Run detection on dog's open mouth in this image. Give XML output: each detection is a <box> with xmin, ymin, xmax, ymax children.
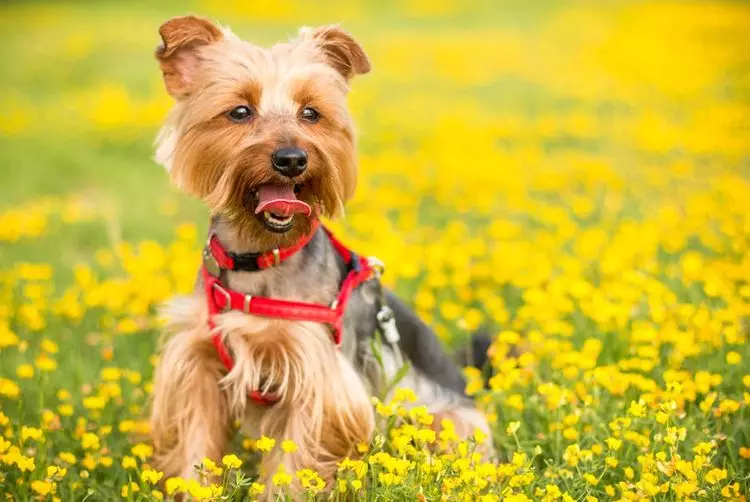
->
<box><xmin>253</xmin><ymin>184</ymin><xmax>311</xmax><ymax>233</ymax></box>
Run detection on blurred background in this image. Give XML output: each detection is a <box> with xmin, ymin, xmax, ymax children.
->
<box><xmin>1</xmin><ymin>0</ymin><xmax>749</xmax><ymax>333</ymax></box>
<box><xmin>2</xmin><ymin>0</ymin><xmax>749</xmax><ymax>339</ymax></box>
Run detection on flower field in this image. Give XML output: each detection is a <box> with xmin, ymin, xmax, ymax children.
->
<box><xmin>1</xmin><ymin>0</ymin><xmax>749</xmax><ymax>500</ymax></box>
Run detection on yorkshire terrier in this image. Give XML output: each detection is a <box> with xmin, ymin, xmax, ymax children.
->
<box><xmin>149</xmin><ymin>15</ymin><xmax>492</xmax><ymax>494</ymax></box>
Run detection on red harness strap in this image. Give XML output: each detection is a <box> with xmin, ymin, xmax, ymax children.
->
<box><xmin>202</xmin><ymin>224</ymin><xmax>374</xmax><ymax>406</ymax></box>
<box><xmin>206</xmin><ymin>220</ymin><xmax>321</xmax><ymax>272</ymax></box>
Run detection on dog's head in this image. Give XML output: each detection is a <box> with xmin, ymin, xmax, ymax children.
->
<box><xmin>154</xmin><ymin>16</ymin><xmax>369</xmax><ymax>243</ymax></box>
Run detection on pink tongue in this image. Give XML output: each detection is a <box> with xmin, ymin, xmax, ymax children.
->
<box><xmin>255</xmin><ymin>185</ymin><xmax>312</xmax><ymax>217</ymax></box>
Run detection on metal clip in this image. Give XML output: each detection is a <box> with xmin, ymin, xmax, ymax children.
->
<box><xmin>376</xmin><ymin>305</ymin><xmax>400</xmax><ymax>344</ymax></box>
<box><xmin>243</xmin><ymin>295</ymin><xmax>253</xmax><ymax>313</ymax></box>
<box><xmin>367</xmin><ymin>256</ymin><xmax>385</xmax><ymax>278</ymax></box>
<box><xmin>203</xmin><ymin>246</ymin><xmax>221</xmax><ymax>278</ymax></box>
<box><xmin>272</xmin><ymin>248</ymin><xmax>281</xmax><ymax>266</ymax></box>
<box><xmin>211</xmin><ymin>283</ymin><xmax>232</xmax><ymax>312</ymax></box>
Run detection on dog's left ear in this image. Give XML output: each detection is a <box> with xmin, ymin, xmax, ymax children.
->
<box><xmin>301</xmin><ymin>25</ymin><xmax>370</xmax><ymax>80</ymax></box>
<box><xmin>156</xmin><ymin>15</ymin><xmax>224</xmax><ymax>98</ymax></box>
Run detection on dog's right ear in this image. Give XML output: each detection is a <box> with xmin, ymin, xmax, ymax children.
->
<box><xmin>156</xmin><ymin>15</ymin><xmax>223</xmax><ymax>98</ymax></box>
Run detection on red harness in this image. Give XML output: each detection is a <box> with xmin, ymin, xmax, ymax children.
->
<box><xmin>201</xmin><ymin>220</ymin><xmax>375</xmax><ymax>405</ymax></box>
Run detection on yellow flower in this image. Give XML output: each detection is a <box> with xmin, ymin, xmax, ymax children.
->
<box><xmin>131</xmin><ymin>443</ymin><xmax>153</xmax><ymax>460</ymax></box>
<box><xmin>21</xmin><ymin>426</ymin><xmax>43</xmax><ymax>442</ymax></box>
<box><xmin>562</xmin><ymin>427</ymin><xmax>579</xmax><ymax>441</ymax></box>
<box><xmin>416</xmin><ymin>428</ymin><xmax>436</xmax><ymax>443</ymax></box>
<box><xmin>255</xmin><ymin>435</ymin><xmax>276</xmax><ymax>452</ymax></box>
<box><xmin>693</xmin><ymin>441</ymin><xmax>714</xmax><ymax>455</ymax></box>
<box><xmin>512</xmin><ymin>451</ymin><xmax>527</xmax><ymax>467</ymax></box>
<box><xmin>121</xmin><ymin>455</ymin><xmax>137</xmax><ymax>469</ymax></box>
<box><xmin>186</xmin><ymin>480</ymin><xmax>212</xmax><ymax>500</ymax></box>
<box><xmin>673</xmin><ymin>481</ymin><xmax>697</xmax><ymax>497</ymax></box>
<box><xmin>281</xmin><ymin>439</ymin><xmax>298</xmax><ymax>453</ymax></box>
<box><xmin>721</xmin><ymin>483</ymin><xmax>741</xmax><ymax>499</ymax></box>
<box><xmin>100</xmin><ymin>367</ymin><xmax>121</xmax><ymax>381</ymax></box>
<box><xmin>583</xmin><ymin>473</ymin><xmax>598</xmax><ymax>486</ymax></box>
<box><xmin>378</xmin><ymin>472</ymin><xmax>400</xmax><ymax>486</ymax></box>
<box><xmin>46</xmin><ymin>465</ymin><xmax>67</xmax><ymax>480</ymax></box>
<box><xmin>58</xmin><ymin>452</ymin><xmax>76</xmax><ymax>464</ymax></box>
<box><xmin>201</xmin><ymin>457</ymin><xmax>223</xmax><ymax>476</ymax></box>
<box><xmin>705</xmin><ymin>468</ymin><xmax>727</xmax><ymax>485</ymax></box>
<box><xmin>726</xmin><ymin>351</ymin><xmax>741</xmax><ymax>365</ymax></box>
<box><xmin>250</xmin><ymin>482</ymin><xmax>265</xmax><ymax>496</ymax></box>
<box><xmin>0</xmin><ymin>324</ymin><xmax>20</xmax><ymax>348</ymax></box>
<box><xmin>408</xmin><ymin>405</ymin><xmax>434</xmax><ymax>426</ymax></box>
<box><xmin>391</xmin><ymin>387</ymin><xmax>417</xmax><ymax>403</ymax></box>
<box><xmin>81</xmin><ymin>432</ymin><xmax>100</xmax><ymax>450</ymax></box>
<box><xmin>376</xmin><ymin>401</ymin><xmax>393</xmax><ymax>417</ymax></box>
<box><xmin>31</xmin><ymin>480</ymin><xmax>54</xmax><ymax>496</ymax></box>
<box><xmin>717</xmin><ymin>399</ymin><xmax>740</xmax><ymax>415</ymax></box>
<box><xmin>35</xmin><ymin>354</ymin><xmax>57</xmax><ymax>372</ymax></box>
<box><xmin>627</xmin><ymin>400</ymin><xmax>646</xmax><ymax>417</ymax></box>
<box><xmin>141</xmin><ymin>468</ymin><xmax>164</xmax><ymax>484</ymax></box>
<box><xmin>40</xmin><ymin>339</ymin><xmax>59</xmax><ymax>353</ymax></box>
<box><xmin>439</xmin><ymin>419</ymin><xmax>458</xmax><ymax>443</ymax></box>
<box><xmin>165</xmin><ymin>477</ymin><xmax>186</xmax><ymax>495</ymax></box>
<box><xmin>0</xmin><ymin>378</ymin><xmax>20</xmax><ymax>399</ymax></box>
<box><xmin>605</xmin><ymin>437</ymin><xmax>622</xmax><ymax>451</ymax></box>
<box><xmin>82</xmin><ymin>454</ymin><xmax>96</xmax><ymax>470</ymax></box>
<box><xmin>465</xmin><ymin>379</ymin><xmax>483</xmax><ymax>396</ymax></box>
<box><xmin>16</xmin><ymin>364</ymin><xmax>34</xmax><ymax>379</ymax></box>
<box><xmin>221</xmin><ymin>454</ymin><xmax>242</xmax><ymax>469</ymax></box>
<box><xmin>506</xmin><ymin>421</ymin><xmax>521</xmax><ymax>435</ymax></box>
<box><xmin>82</xmin><ymin>395</ymin><xmax>107</xmax><ymax>410</ymax></box>
<box><xmin>505</xmin><ymin>394</ymin><xmax>525</xmax><ymax>410</ymax></box>
<box><xmin>57</xmin><ymin>404</ymin><xmax>74</xmax><ymax>416</ymax></box>
<box><xmin>273</xmin><ymin>467</ymin><xmax>292</xmax><ymax>487</ymax></box>
<box><xmin>297</xmin><ymin>468</ymin><xmax>325</xmax><ymax>493</ymax></box>
<box><xmin>473</xmin><ymin>428</ymin><xmax>487</xmax><ymax>443</ymax></box>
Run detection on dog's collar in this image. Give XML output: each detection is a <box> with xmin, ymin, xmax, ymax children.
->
<box><xmin>203</xmin><ymin>219</ymin><xmax>321</xmax><ymax>275</ymax></box>
<box><xmin>201</xmin><ymin>224</ymin><xmax>376</xmax><ymax>407</ymax></box>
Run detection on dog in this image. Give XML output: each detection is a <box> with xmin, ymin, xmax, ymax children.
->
<box><xmin>149</xmin><ymin>15</ymin><xmax>492</xmax><ymax>494</ymax></box>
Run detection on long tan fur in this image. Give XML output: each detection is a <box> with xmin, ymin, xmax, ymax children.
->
<box><xmin>151</xmin><ymin>296</ymin><xmax>374</xmax><ymax>493</ymax></box>
<box><xmin>150</xmin><ymin>297</ymin><xmax>231</xmax><ymax>479</ymax></box>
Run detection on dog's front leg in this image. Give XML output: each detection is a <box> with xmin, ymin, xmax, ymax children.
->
<box><xmin>150</xmin><ymin>330</ymin><xmax>231</xmax><ymax>480</ymax></box>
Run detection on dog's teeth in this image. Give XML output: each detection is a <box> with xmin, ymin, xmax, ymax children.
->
<box><xmin>263</xmin><ymin>211</ymin><xmax>293</xmax><ymax>228</ymax></box>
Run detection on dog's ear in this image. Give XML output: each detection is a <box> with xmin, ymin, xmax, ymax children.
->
<box><xmin>301</xmin><ymin>25</ymin><xmax>370</xmax><ymax>80</ymax></box>
<box><xmin>156</xmin><ymin>15</ymin><xmax>223</xmax><ymax>98</ymax></box>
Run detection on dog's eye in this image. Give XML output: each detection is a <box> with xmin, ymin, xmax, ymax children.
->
<box><xmin>300</xmin><ymin>107</ymin><xmax>320</xmax><ymax>124</ymax></box>
<box><xmin>227</xmin><ymin>105</ymin><xmax>254</xmax><ymax>123</ymax></box>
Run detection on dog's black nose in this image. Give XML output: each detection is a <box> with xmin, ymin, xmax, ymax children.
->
<box><xmin>271</xmin><ymin>147</ymin><xmax>307</xmax><ymax>178</ymax></box>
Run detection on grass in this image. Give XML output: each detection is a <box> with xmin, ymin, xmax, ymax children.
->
<box><xmin>1</xmin><ymin>0</ymin><xmax>749</xmax><ymax>500</ymax></box>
